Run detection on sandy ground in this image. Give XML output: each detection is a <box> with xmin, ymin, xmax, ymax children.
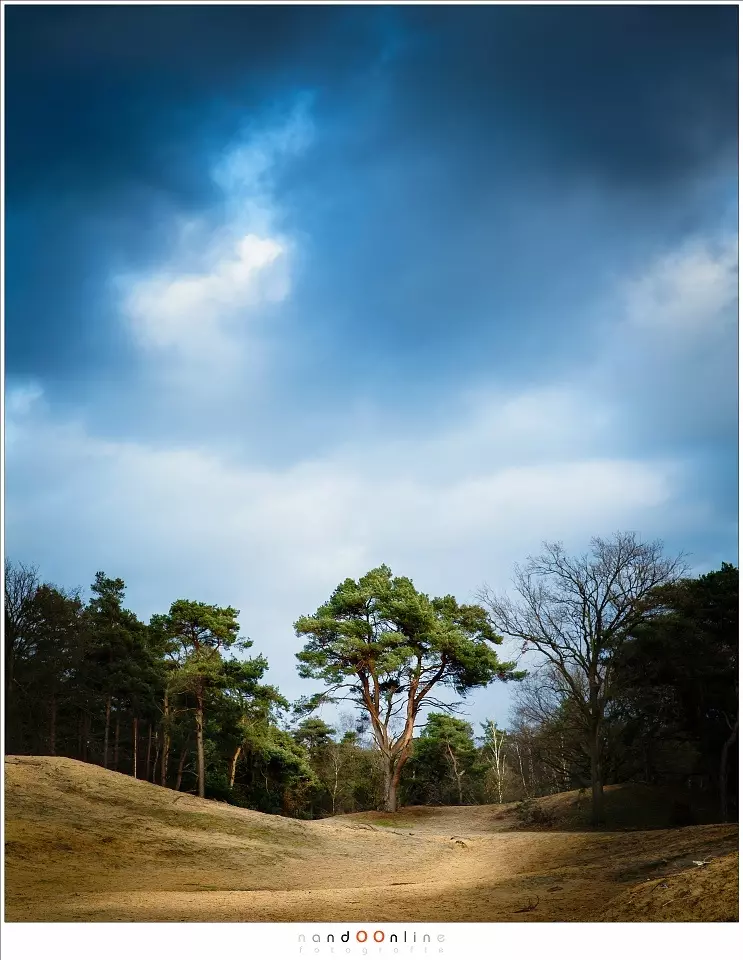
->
<box><xmin>4</xmin><ymin>756</ymin><xmax>738</xmax><ymax>922</ymax></box>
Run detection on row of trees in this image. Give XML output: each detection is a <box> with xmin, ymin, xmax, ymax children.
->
<box><xmin>483</xmin><ymin>554</ymin><xmax>738</xmax><ymax>822</ymax></box>
<box><xmin>4</xmin><ymin>567</ymin><xmax>313</xmax><ymax>811</ymax></box>
<box><xmin>289</xmin><ymin>712</ymin><xmax>532</xmax><ymax>812</ymax></box>
<box><xmin>4</xmin><ymin>532</ymin><xmax>738</xmax><ymax>825</ymax></box>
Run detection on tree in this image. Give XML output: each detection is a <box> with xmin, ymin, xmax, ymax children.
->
<box><xmin>29</xmin><ymin>585</ymin><xmax>85</xmax><ymax>757</ymax></box>
<box><xmin>406</xmin><ymin>713</ymin><xmax>480</xmax><ymax>805</ymax></box>
<box><xmin>293</xmin><ymin>718</ymin><xmax>337</xmax><ymax>815</ymax></box>
<box><xmin>294</xmin><ymin>718</ymin><xmax>336</xmax><ymax>752</ymax></box>
<box><xmin>295</xmin><ymin>565</ymin><xmax>519</xmax><ymax>811</ymax></box>
<box><xmin>157</xmin><ymin>600</ymin><xmax>244</xmax><ymax>798</ymax></box>
<box><xmin>481</xmin><ymin>720</ymin><xmax>508</xmax><ymax>804</ymax></box>
<box><xmin>86</xmin><ymin>573</ymin><xmax>149</xmax><ymax>771</ymax></box>
<box><xmin>4</xmin><ymin>560</ymin><xmax>40</xmax><ymax>747</ymax></box>
<box><xmin>510</xmin><ymin>667</ymin><xmax>585</xmax><ymax>795</ymax></box>
<box><xmin>613</xmin><ymin>563</ymin><xmax>738</xmax><ymax>821</ymax></box>
<box><xmin>480</xmin><ymin>533</ymin><xmax>684</xmax><ymax>825</ymax></box>
<box><xmin>323</xmin><ymin>736</ymin><xmax>357</xmax><ymax>814</ymax></box>
<box><xmin>215</xmin><ymin>668</ymin><xmax>284</xmax><ymax>790</ymax></box>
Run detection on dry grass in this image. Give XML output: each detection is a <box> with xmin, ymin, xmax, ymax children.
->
<box><xmin>4</xmin><ymin>756</ymin><xmax>738</xmax><ymax>922</ymax></box>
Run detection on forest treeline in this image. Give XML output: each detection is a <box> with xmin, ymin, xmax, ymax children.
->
<box><xmin>3</xmin><ymin>534</ymin><xmax>738</xmax><ymax>825</ymax></box>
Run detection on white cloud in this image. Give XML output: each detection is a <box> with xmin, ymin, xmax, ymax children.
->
<box><xmin>583</xmin><ymin>228</ymin><xmax>739</xmax><ymax>451</ymax></box>
<box><xmin>4</xmin><ymin>381</ymin><xmax>45</xmax><ymax>452</ymax></box>
<box><xmin>11</xmin><ymin>226</ymin><xmax>736</xmax><ymax>723</ymax></box>
<box><xmin>623</xmin><ymin>233</ymin><xmax>737</xmax><ymax>338</ymax></box>
<box><xmin>9</xmin><ymin>166</ymin><xmax>737</xmax><ymax>727</ymax></box>
<box><xmin>212</xmin><ymin>98</ymin><xmax>314</xmax><ymax>203</ymax></box>
<box><xmin>124</xmin><ymin>233</ymin><xmax>289</xmax><ymax>355</ymax></box>
<box><xmin>116</xmin><ymin>104</ymin><xmax>311</xmax><ymax>373</ymax></box>
<box><xmin>5</xmin><ymin>383</ymin><xmax>683</xmax><ymax>725</ymax></box>
<box><xmin>5</xmin><ymin>381</ymin><xmax>44</xmax><ymax>417</ymax></box>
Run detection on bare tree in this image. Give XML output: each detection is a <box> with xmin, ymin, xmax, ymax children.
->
<box><xmin>510</xmin><ymin>666</ymin><xmax>586</xmax><ymax>793</ymax></box>
<box><xmin>480</xmin><ymin>533</ymin><xmax>684</xmax><ymax>825</ymax></box>
<box><xmin>482</xmin><ymin>720</ymin><xmax>508</xmax><ymax>803</ymax></box>
<box><xmin>4</xmin><ymin>560</ymin><xmax>40</xmax><ymax>741</ymax></box>
<box><xmin>443</xmin><ymin>740</ymin><xmax>465</xmax><ymax>804</ymax></box>
<box><xmin>511</xmin><ymin>735</ymin><xmax>529</xmax><ymax>797</ymax></box>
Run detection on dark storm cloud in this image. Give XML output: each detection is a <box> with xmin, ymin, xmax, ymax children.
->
<box><xmin>383</xmin><ymin>5</ymin><xmax>738</xmax><ymax>190</ymax></box>
<box><xmin>5</xmin><ymin>4</ymin><xmax>367</xmax><ymax>202</ymax></box>
<box><xmin>4</xmin><ymin>4</ymin><xmax>404</xmax><ymax>388</ymax></box>
<box><xmin>4</xmin><ymin>4</ymin><xmax>737</xmax><ymax>398</ymax></box>
<box><xmin>7</xmin><ymin>5</ymin><xmax>736</xmax><ymax>202</ymax></box>
<box><xmin>5</xmin><ymin>5</ymin><xmax>738</xmax><ymax>709</ymax></box>
<box><xmin>266</xmin><ymin>4</ymin><xmax>737</xmax><ymax>407</ymax></box>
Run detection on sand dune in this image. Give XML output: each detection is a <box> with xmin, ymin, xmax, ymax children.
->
<box><xmin>4</xmin><ymin>756</ymin><xmax>738</xmax><ymax>922</ymax></box>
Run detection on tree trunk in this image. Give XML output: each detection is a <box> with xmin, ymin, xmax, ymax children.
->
<box><xmin>490</xmin><ymin>723</ymin><xmax>506</xmax><ymax>804</ymax></box>
<box><xmin>152</xmin><ymin>742</ymin><xmax>160</xmax><ymax>785</ymax></box>
<box><xmin>146</xmin><ymin>723</ymin><xmax>153</xmax><ymax>782</ymax></box>
<box><xmin>161</xmin><ymin>692</ymin><xmax>171</xmax><ymax>787</ymax></box>
<box><xmin>514</xmin><ymin>740</ymin><xmax>528</xmax><ymax>797</ymax></box>
<box><xmin>383</xmin><ymin>752</ymin><xmax>407</xmax><ymax>812</ymax></box>
<box><xmin>384</xmin><ymin>772</ymin><xmax>398</xmax><ymax>812</ymax></box>
<box><xmin>331</xmin><ymin>751</ymin><xmax>340</xmax><ymax>814</ymax></box>
<box><xmin>103</xmin><ymin>695</ymin><xmax>111</xmax><ymax>768</ymax></box>
<box><xmin>382</xmin><ymin>754</ymin><xmax>397</xmax><ymax>812</ymax></box>
<box><xmin>195</xmin><ymin>686</ymin><xmax>206</xmax><ymax>799</ymax></box>
<box><xmin>445</xmin><ymin>742</ymin><xmax>464</xmax><ymax>804</ymax></box>
<box><xmin>49</xmin><ymin>694</ymin><xmax>57</xmax><ymax>756</ymax></box>
<box><xmin>229</xmin><ymin>745</ymin><xmax>242</xmax><ymax>789</ymax></box>
<box><xmin>6</xmin><ymin>652</ymin><xmax>15</xmax><ymax>741</ymax></box>
<box><xmin>719</xmin><ymin>719</ymin><xmax>738</xmax><ymax>823</ymax></box>
<box><xmin>113</xmin><ymin>711</ymin><xmax>120</xmax><ymax>770</ymax></box>
<box><xmin>83</xmin><ymin>710</ymin><xmax>91</xmax><ymax>763</ymax></box>
<box><xmin>175</xmin><ymin>741</ymin><xmax>190</xmax><ymax>792</ymax></box>
<box><xmin>132</xmin><ymin>716</ymin><xmax>138</xmax><ymax>779</ymax></box>
<box><xmin>559</xmin><ymin>732</ymin><xmax>570</xmax><ymax>792</ymax></box>
<box><xmin>589</xmin><ymin>729</ymin><xmax>604</xmax><ymax>826</ymax></box>
<box><xmin>527</xmin><ymin>744</ymin><xmax>535</xmax><ymax>795</ymax></box>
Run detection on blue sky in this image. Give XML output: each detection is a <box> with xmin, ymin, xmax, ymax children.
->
<box><xmin>4</xmin><ymin>5</ymin><xmax>738</xmax><ymax>729</ymax></box>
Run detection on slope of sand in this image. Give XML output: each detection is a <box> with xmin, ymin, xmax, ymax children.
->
<box><xmin>4</xmin><ymin>756</ymin><xmax>738</xmax><ymax>922</ymax></box>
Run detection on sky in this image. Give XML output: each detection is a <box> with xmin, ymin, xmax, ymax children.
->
<box><xmin>4</xmin><ymin>4</ymin><xmax>739</xmax><ymax>731</ymax></box>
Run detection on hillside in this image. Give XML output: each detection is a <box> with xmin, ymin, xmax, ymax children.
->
<box><xmin>341</xmin><ymin>782</ymin><xmax>722</xmax><ymax>833</ymax></box>
<box><xmin>5</xmin><ymin>756</ymin><xmax>738</xmax><ymax>922</ymax></box>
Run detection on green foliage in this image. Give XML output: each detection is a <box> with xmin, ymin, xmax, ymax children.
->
<box><xmin>87</xmin><ymin>573</ymin><xmax>155</xmax><ymax>707</ymax></box>
<box><xmin>402</xmin><ymin>712</ymin><xmax>482</xmax><ymax>805</ymax></box>
<box><xmin>294</xmin><ymin>718</ymin><xmax>336</xmax><ymax>752</ymax></box>
<box><xmin>295</xmin><ymin>564</ymin><xmax>518</xmax><ymax>809</ymax></box>
<box><xmin>158</xmin><ymin>599</ymin><xmax>245</xmax><ymax>693</ymax></box>
<box><xmin>610</xmin><ymin>563</ymin><xmax>738</xmax><ymax>816</ymax></box>
<box><xmin>296</xmin><ymin>565</ymin><xmax>515</xmax><ymax>700</ymax></box>
<box><xmin>5</xmin><ymin>556</ymin><xmax>736</xmax><ymax>825</ymax></box>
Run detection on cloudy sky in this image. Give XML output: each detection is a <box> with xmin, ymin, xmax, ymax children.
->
<box><xmin>5</xmin><ymin>5</ymin><xmax>738</xmax><ymax>728</ymax></box>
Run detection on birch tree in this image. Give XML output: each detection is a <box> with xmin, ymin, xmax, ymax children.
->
<box><xmin>481</xmin><ymin>720</ymin><xmax>508</xmax><ymax>804</ymax></box>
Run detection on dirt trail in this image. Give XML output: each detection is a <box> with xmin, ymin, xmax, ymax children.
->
<box><xmin>4</xmin><ymin>757</ymin><xmax>738</xmax><ymax>922</ymax></box>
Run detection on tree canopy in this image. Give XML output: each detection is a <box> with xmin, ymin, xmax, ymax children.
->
<box><xmin>5</xmin><ymin>547</ymin><xmax>737</xmax><ymax>828</ymax></box>
<box><xmin>295</xmin><ymin>564</ymin><xmax>521</xmax><ymax>810</ymax></box>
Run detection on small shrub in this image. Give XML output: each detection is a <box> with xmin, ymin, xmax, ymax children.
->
<box><xmin>515</xmin><ymin>798</ymin><xmax>555</xmax><ymax>827</ymax></box>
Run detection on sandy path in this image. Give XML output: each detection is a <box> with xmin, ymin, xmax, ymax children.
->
<box><xmin>4</xmin><ymin>757</ymin><xmax>739</xmax><ymax>922</ymax></box>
